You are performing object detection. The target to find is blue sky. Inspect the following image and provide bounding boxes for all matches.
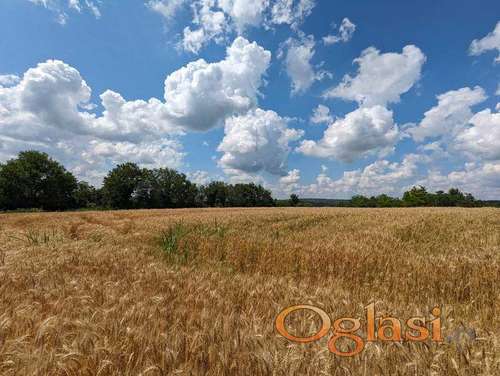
[1,1,499,198]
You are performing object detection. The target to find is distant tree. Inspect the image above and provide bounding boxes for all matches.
[462,193,476,207]
[73,181,101,208]
[227,183,274,207]
[0,162,5,210]
[402,186,431,207]
[132,168,199,209]
[203,181,229,207]
[375,194,401,207]
[433,190,451,207]
[351,195,371,207]
[254,184,274,207]
[102,163,144,209]
[153,168,198,208]
[289,194,300,207]
[427,188,476,207]
[227,184,255,207]
[132,168,157,209]
[446,188,465,206]
[0,151,77,211]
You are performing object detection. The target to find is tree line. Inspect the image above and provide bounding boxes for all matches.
[0,151,497,211]
[350,186,481,207]
[0,151,273,211]
[294,187,496,208]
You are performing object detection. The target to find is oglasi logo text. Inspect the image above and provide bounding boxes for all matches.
[275,303,443,357]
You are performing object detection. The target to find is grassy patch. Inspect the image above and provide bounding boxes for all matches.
[9,227,64,246]
[157,220,230,265]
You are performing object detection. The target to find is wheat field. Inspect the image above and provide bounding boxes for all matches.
[0,208,498,375]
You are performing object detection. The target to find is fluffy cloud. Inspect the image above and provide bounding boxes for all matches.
[298,105,399,162]
[0,60,184,185]
[469,22,500,63]
[182,28,206,54]
[418,162,500,200]
[151,0,316,54]
[181,0,227,53]
[79,139,185,180]
[301,154,422,198]
[280,35,328,94]
[179,0,275,53]
[91,90,180,142]
[270,0,315,30]
[324,45,426,106]
[1,37,270,137]
[0,75,20,87]
[408,86,487,142]
[218,108,303,176]
[323,17,356,45]
[218,0,269,32]
[455,107,500,160]
[289,154,500,199]
[165,37,271,130]
[310,104,333,124]
[279,168,301,190]
[0,37,271,184]
[0,60,95,142]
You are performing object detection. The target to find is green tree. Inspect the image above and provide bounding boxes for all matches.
[153,168,198,208]
[227,183,274,207]
[289,194,300,207]
[447,188,465,206]
[131,168,199,209]
[433,190,451,207]
[402,186,431,207]
[375,194,401,207]
[462,193,476,207]
[73,181,101,208]
[351,195,371,207]
[102,163,144,209]
[254,184,274,206]
[0,151,77,211]
[203,181,229,207]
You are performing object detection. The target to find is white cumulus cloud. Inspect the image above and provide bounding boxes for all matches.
[469,21,500,63]
[280,34,329,95]
[152,0,316,54]
[181,0,227,53]
[298,105,399,162]
[279,168,301,190]
[418,162,500,200]
[218,108,303,176]
[0,75,20,87]
[324,45,426,107]
[165,37,271,130]
[301,154,422,198]
[408,86,487,142]
[0,37,272,184]
[218,0,269,32]
[270,0,315,30]
[455,107,500,161]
